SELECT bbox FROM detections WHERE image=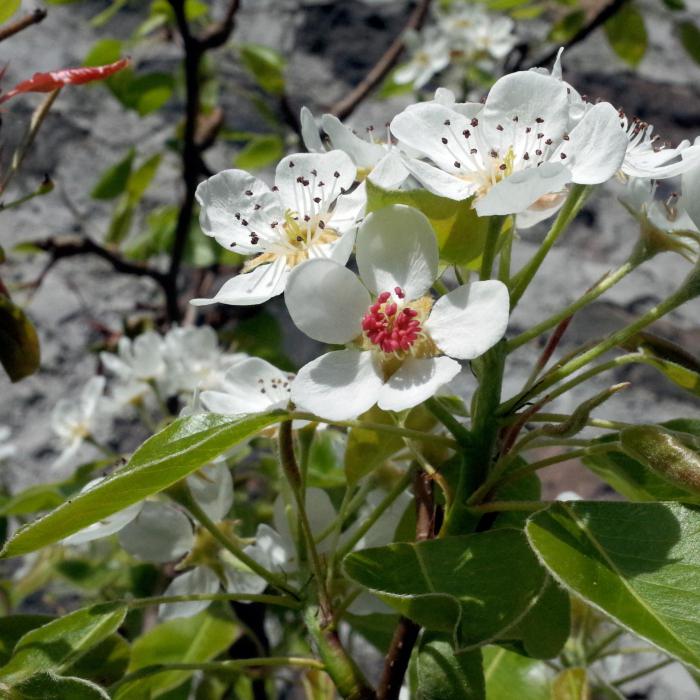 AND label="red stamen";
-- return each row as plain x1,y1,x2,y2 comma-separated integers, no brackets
361,288,422,353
